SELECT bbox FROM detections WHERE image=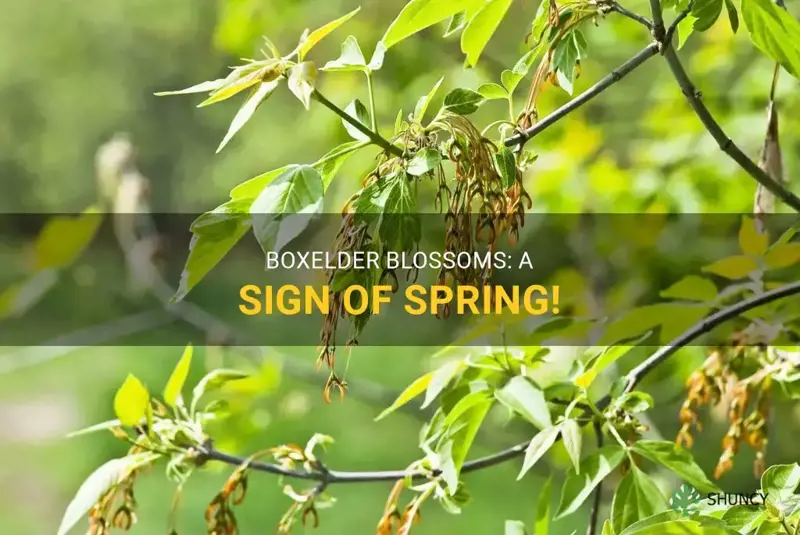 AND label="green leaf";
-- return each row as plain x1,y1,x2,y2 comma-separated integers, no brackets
721,505,767,533
621,514,741,535
443,87,486,115
414,76,445,121
57,453,159,535
191,369,249,413
495,376,552,429
501,48,541,94
556,445,626,519
739,216,769,256
342,99,371,141
741,0,800,79
155,78,226,96
505,520,528,535
199,61,278,107
444,11,468,37
174,200,252,301
493,147,517,189
761,463,800,504
450,398,492,471
477,82,509,100
677,14,697,48
615,392,654,414
407,147,442,176
444,389,493,428
66,419,123,439
114,374,150,427
601,520,614,535
376,371,434,420
321,35,368,72
561,419,582,473
518,425,561,480
765,243,800,269
0,269,59,320
34,207,103,270
461,0,513,67
422,360,464,409
724,0,739,32
216,79,280,153
535,476,553,535
163,344,193,408
250,165,324,254
702,255,759,279
631,440,720,493
611,466,667,533
297,6,361,61
692,0,723,31
288,62,318,109
369,42,387,71
660,275,718,302
575,339,645,389
382,0,480,49
313,140,365,189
